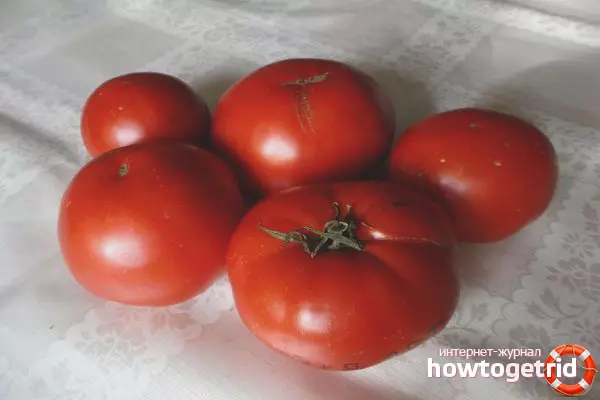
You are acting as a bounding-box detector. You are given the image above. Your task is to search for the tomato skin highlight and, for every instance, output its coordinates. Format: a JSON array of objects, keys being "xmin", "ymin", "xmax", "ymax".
[
  {"xmin": 227, "ymin": 181, "xmax": 459, "ymax": 370},
  {"xmin": 58, "ymin": 142, "xmax": 245, "ymax": 306},
  {"xmin": 212, "ymin": 58, "xmax": 395, "ymax": 197},
  {"xmin": 388, "ymin": 108, "xmax": 558, "ymax": 243},
  {"xmin": 81, "ymin": 72, "xmax": 211, "ymax": 157}
]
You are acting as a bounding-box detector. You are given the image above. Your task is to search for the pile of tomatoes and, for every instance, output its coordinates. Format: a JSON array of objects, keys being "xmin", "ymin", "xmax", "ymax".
[{"xmin": 58, "ymin": 58, "xmax": 557, "ymax": 371}]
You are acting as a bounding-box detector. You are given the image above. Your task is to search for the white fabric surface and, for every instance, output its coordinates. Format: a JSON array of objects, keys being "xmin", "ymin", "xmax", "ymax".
[{"xmin": 1, "ymin": 0, "xmax": 599, "ymax": 399}]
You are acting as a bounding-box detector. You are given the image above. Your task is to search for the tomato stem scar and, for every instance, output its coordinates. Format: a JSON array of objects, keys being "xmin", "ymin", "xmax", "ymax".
[
  {"xmin": 282, "ymin": 73, "xmax": 329, "ymax": 135},
  {"xmin": 119, "ymin": 163, "xmax": 129, "ymax": 177},
  {"xmin": 260, "ymin": 202, "xmax": 363, "ymax": 258},
  {"xmin": 282, "ymin": 72, "xmax": 329, "ymax": 87}
]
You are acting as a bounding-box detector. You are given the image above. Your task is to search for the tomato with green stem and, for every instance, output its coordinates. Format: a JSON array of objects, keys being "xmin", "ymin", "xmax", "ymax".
[{"xmin": 227, "ymin": 181, "xmax": 459, "ymax": 370}]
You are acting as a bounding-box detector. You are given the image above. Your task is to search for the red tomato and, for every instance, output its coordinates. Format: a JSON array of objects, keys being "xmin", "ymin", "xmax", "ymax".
[
  {"xmin": 227, "ymin": 181, "xmax": 458, "ymax": 370},
  {"xmin": 58, "ymin": 142, "xmax": 245, "ymax": 306},
  {"xmin": 212, "ymin": 58, "xmax": 395, "ymax": 197},
  {"xmin": 81, "ymin": 72, "xmax": 211, "ymax": 157},
  {"xmin": 388, "ymin": 108, "xmax": 558, "ymax": 243}
]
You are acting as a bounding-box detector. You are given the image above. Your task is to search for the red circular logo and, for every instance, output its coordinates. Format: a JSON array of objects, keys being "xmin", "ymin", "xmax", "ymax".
[{"xmin": 545, "ymin": 344, "xmax": 597, "ymax": 396}]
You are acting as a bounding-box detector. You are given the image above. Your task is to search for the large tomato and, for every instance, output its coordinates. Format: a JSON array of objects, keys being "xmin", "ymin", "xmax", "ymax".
[
  {"xmin": 227, "ymin": 181, "xmax": 458, "ymax": 370},
  {"xmin": 81, "ymin": 72, "xmax": 211, "ymax": 157},
  {"xmin": 58, "ymin": 142, "xmax": 245, "ymax": 306},
  {"xmin": 388, "ymin": 108, "xmax": 558, "ymax": 243},
  {"xmin": 212, "ymin": 58, "xmax": 395, "ymax": 197}
]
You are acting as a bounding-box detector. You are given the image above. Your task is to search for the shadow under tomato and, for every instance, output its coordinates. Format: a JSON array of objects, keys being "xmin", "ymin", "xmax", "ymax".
[
  {"xmin": 351, "ymin": 65, "xmax": 437, "ymax": 181},
  {"xmin": 359, "ymin": 67, "xmax": 436, "ymax": 142},
  {"xmin": 453, "ymin": 242, "xmax": 508, "ymax": 287},
  {"xmin": 186, "ymin": 311, "xmax": 419, "ymax": 400},
  {"xmin": 190, "ymin": 73, "xmax": 243, "ymax": 112},
  {"xmin": 190, "ymin": 70, "xmax": 259, "ymax": 202}
]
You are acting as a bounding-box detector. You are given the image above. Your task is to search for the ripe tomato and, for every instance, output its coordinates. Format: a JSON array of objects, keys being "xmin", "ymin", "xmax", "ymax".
[
  {"xmin": 227, "ymin": 181, "xmax": 459, "ymax": 370},
  {"xmin": 58, "ymin": 142, "xmax": 245, "ymax": 306},
  {"xmin": 388, "ymin": 108, "xmax": 558, "ymax": 243},
  {"xmin": 212, "ymin": 58, "xmax": 395, "ymax": 197},
  {"xmin": 81, "ymin": 72, "xmax": 211, "ymax": 157}
]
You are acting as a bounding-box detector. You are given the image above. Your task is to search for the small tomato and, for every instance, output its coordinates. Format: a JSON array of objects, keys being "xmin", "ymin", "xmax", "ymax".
[{"xmin": 81, "ymin": 72, "xmax": 211, "ymax": 156}]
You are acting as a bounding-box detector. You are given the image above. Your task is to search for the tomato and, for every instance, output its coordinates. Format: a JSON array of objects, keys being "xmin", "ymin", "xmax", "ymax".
[
  {"xmin": 58, "ymin": 142, "xmax": 245, "ymax": 306},
  {"xmin": 388, "ymin": 108, "xmax": 558, "ymax": 243},
  {"xmin": 81, "ymin": 72, "xmax": 211, "ymax": 157},
  {"xmin": 227, "ymin": 181, "xmax": 458, "ymax": 370},
  {"xmin": 212, "ymin": 58, "xmax": 395, "ymax": 197}
]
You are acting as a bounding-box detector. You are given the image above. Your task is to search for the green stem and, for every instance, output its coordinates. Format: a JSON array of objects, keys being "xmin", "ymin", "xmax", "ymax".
[{"xmin": 259, "ymin": 202, "xmax": 364, "ymax": 258}]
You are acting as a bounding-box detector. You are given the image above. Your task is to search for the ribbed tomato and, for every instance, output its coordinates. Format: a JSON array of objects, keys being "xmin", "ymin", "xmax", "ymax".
[{"xmin": 227, "ymin": 181, "xmax": 458, "ymax": 370}]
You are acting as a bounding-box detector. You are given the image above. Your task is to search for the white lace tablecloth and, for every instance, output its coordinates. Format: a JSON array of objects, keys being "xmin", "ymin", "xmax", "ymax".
[{"xmin": 1, "ymin": 0, "xmax": 599, "ymax": 399}]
